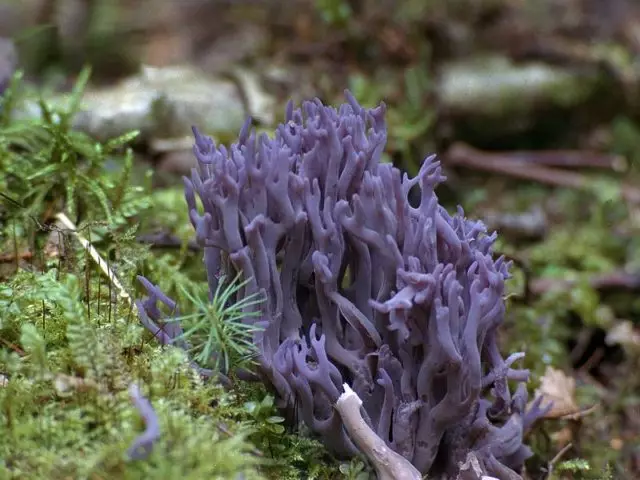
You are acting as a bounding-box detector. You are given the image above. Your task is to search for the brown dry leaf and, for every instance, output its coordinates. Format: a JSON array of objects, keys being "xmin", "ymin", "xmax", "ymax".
[{"xmin": 530, "ymin": 366, "xmax": 581, "ymax": 419}]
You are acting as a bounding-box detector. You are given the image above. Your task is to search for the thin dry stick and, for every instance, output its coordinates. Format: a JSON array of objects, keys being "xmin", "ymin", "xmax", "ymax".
[
  {"xmin": 530, "ymin": 271, "xmax": 640, "ymax": 296},
  {"xmin": 446, "ymin": 143, "xmax": 590, "ymax": 188},
  {"xmin": 547, "ymin": 442, "xmax": 573, "ymax": 479},
  {"xmin": 334, "ymin": 383, "xmax": 422, "ymax": 480},
  {"xmin": 469, "ymin": 149, "xmax": 625, "ymax": 171},
  {"xmin": 55, "ymin": 212, "xmax": 137, "ymax": 313},
  {"xmin": 445, "ymin": 143, "xmax": 640, "ymax": 204}
]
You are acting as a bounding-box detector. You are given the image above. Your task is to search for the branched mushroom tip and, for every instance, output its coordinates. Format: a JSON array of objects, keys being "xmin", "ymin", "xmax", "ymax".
[{"xmin": 336, "ymin": 383, "xmax": 422, "ymax": 480}]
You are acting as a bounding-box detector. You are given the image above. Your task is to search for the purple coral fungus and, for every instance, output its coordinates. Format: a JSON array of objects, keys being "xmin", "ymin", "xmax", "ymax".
[
  {"xmin": 136, "ymin": 90, "xmax": 546, "ymax": 479},
  {"xmin": 127, "ymin": 383, "xmax": 161, "ymax": 461}
]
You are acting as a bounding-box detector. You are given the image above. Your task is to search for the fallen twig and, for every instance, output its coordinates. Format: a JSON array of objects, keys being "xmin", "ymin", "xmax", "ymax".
[
  {"xmin": 334, "ymin": 383, "xmax": 422, "ymax": 480},
  {"xmin": 530, "ymin": 271, "xmax": 640, "ymax": 296},
  {"xmin": 487, "ymin": 150, "xmax": 626, "ymax": 171},
  {"xmin": 55, "ymin": 212, "xmax": 137, "ymax": 310},
  {"xmin": 546, "ymin": 442, "xmax": 573, "ymax": 479},
  {"xmin": 446, "ymin": 143, "xmax": 589, "ymax": 187},
  {"xmin": 445, "ymin": 143, "xmax": 640, "ymax": 204}
]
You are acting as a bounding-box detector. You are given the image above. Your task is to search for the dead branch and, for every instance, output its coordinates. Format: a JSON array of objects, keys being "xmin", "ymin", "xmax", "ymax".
[
  {"xmin": 530, "ymin": 271, "xmax": 640, "ymax": 296},
  {"xmin": 334, "ymin": 383, "xmax": 422, "ymax": 480},
  {"xmin": 445, "ymin": 143, "xmax": 640, "ymax": 204}
]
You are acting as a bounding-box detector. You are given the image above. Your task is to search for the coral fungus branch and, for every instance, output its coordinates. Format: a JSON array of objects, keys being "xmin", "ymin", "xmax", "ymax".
[{"xmin": 126, "ymin": 383, "xmax": 161, "ymax": 460}]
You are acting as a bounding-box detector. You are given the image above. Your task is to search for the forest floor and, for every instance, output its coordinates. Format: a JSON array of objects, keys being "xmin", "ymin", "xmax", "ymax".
[{"xmin": 1, "ymin": 1, "xmax": 640, "ymax": 479}]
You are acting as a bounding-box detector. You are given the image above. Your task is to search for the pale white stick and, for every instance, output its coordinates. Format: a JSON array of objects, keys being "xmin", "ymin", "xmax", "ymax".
[
  {"xmin": 55, "ymin": 212, "xmax": 137, "ymax": 312},
  {"xmin": 335, "ymin": 383, "xmax": 422, "ymax": 480}
]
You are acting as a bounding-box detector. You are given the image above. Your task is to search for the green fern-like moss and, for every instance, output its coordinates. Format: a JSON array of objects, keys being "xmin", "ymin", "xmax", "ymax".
[{"xmin": 0, "ymin": 71, "xmax": 351, "ymax": 479}]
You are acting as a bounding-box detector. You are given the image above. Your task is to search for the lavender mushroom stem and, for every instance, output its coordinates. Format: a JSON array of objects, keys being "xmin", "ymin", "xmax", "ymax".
[{"xmin": 127, "ymin": 383, "xmax": 160, "ymax": 461}]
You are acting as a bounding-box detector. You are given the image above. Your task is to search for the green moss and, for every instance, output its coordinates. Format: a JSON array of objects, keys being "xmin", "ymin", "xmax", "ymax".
[
  {"xmin": 4, "ymin": 39, "xmax": 640, "ymax": 478},
  {"xmin": 0, "ymin": 71, "xmax": 352, "ymax": 480}
]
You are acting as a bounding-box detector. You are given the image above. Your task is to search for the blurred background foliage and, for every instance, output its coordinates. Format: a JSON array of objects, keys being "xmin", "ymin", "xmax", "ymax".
[{"xmin": 2, "ymin": 0, "xmax": 640, "ymax": 478}]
